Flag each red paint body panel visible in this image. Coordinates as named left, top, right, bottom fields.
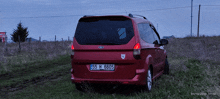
left=71, top=15, right=167, bottom=85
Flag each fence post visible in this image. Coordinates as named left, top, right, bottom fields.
left=4, top=32, right=7, bottom=52
left=62, top=38, right=64, bottom=47
left=29, top=37, right=31, bottom=50
left=18, top=35, right=21, bottom=52
left=39, top=36, right=41, bottom=42
left=55, top=35, right=57, bottom=45
left=68, top=36, right=69, bottom=41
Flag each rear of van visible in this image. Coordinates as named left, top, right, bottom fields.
left=71, top=15, right=146, bottom=85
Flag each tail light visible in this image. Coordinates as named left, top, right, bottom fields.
left=133, top=43, right=141, bottom=59
left=71, top=44, right=74, bottom=50
left=71, top=44, right=74, bottom=59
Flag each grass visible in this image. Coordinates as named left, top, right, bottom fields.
left=0, top=54, right=71, bottom=98
left=5, top=58, right=219, bottom=99
left=1, top=37, right=220, bottom=98
left=0, top=55, right=70, bottom=87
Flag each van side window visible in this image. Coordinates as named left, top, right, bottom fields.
left=137, top=23, right=144, bottom=39
left=153, top=32, right=160, bottom=44
left=138, top=23, right=155, bottom=44
left=150, top=25, right=160, bottom=44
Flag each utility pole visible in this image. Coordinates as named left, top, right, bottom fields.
left=197, top=5, right=201, bottom=37
left=191, top=0, right=193, bottom=37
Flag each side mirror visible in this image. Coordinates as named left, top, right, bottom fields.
left=153, top=40, right=159, bottom=45
left=160, top=39, right=168, bottom=45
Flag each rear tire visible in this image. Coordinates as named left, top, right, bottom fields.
left=145, top=68, right=152, bottom=92
left=164, top=59, right=169, bottom=75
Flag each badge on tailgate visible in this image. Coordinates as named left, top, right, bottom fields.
left=121, top=54, right=125, bottom=59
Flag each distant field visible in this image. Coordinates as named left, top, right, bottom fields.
left=0, top=41, right=72, bottom=74
left=0, top=37, right=220, bottom=99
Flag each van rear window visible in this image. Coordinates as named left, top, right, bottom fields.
left=75, top=17, right=134, bottom=45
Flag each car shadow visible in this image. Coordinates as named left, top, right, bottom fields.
left=78, top=75, right=165, bottom=96
left=81, top=84, right=146, bottom=96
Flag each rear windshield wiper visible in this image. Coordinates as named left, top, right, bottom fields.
left=99, top=43, right=121, bottom=45
left=84, top=42, right=121, bottom=45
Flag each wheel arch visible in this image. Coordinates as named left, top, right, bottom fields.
left=145, top=55, right=153, bottom=74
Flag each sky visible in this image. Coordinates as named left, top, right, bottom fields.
left=0, top=0, right=220, bottom=41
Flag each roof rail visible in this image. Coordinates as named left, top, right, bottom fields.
left=128, top=13, right=147, bottom=20
left=128, top=13, right=134, bottom=17
left=83, top=15, right=95, bottom=17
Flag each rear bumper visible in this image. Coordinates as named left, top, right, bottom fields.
left=71, top=72, right=146, bottom=85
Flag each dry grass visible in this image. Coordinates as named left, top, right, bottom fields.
left=166, top=36, right=220, bottom=62
left=0, top=41, right=72, bottom=73
left=165, top=36, right=220, bottom=73
left=165, top=36, right=220, bottom=97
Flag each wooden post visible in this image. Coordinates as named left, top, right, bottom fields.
left=55, top=35, right=56, bottom=45
left=29, top=37, right=31, bottom=50
left=61, top=38, right=64, bottom=47
left=39, top=36, right=41, bottom=42
left=18, top=35, right=21, bottom=52
left=197, top=5, right=201, bottom=37
left=68, top=36, right=69, bottom=41
left=4, top=32, right=7, bottom=51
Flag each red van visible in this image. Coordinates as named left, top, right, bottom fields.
left=71, top=14, right=169, bottom=92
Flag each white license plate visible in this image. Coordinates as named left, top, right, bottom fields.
left=90, top=64, right=115, bottom=71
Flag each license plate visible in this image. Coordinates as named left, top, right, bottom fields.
left=90, top=64, right=115, bottom=71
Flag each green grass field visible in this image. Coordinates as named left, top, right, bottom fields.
left=0, top=37, right=220, bottom=99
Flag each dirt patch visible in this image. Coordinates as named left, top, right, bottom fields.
left=0, top=70, right=69, bottom=98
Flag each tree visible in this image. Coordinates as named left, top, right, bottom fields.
left=11, top=22, right=29, bottom=42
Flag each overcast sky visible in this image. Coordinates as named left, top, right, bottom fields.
left=0, top=0, right=220, bottom=41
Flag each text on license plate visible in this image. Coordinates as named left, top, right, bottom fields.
left=90, top=64, right=115, bottom=71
